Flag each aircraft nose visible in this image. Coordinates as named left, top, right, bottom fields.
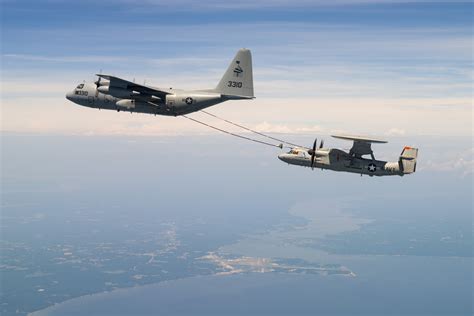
left=65, top=91, right=73, bottom=101
left=278, top=154, right=289, bottom=163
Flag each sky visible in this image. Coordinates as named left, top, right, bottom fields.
left=0, top=0, right=472, bottom=138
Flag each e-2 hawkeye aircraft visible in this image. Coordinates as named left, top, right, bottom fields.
left=278, top=135, right=418, bottom=177
left=65, top=49, right=254, bottom=116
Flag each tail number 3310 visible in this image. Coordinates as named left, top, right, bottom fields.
left=227, top=81, right=242, bottom=88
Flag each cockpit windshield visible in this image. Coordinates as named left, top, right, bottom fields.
left=288, top=148, right=307, bottom=157
left=76, top=84, right=84, bottom=90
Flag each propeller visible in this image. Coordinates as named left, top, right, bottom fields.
left=307, top=138, right=325, bottom=170
left=94, top=70, right=103, bottom=97
left=306, top=138, right=317, bottom=170
left=94, top=69, right=103, bottom=87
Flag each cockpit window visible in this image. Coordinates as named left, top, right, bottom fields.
left=288, top=149, right=307, bottom=157
left=76, top=84, right=84, bottom=89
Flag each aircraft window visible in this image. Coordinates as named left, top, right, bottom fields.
left=76, top=84, right=84, bottom=89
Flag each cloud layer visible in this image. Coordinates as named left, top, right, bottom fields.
left=1, top=1, right=472, bottom=138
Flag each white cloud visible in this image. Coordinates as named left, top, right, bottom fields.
left=251, top=121, right=323, bottom=135
left=1, top=92, right=471, bottom=137
left=420, top=148, right=474, bottom=177
left=254, top=121, right=294, bottom=134
left=385, top=128, right=406, bottom=136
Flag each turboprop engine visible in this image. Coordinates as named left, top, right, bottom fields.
left=116, top=99, right=141, bottom=109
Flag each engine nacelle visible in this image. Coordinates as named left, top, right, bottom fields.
left=97, top=86, right=109, bottom=94
left=116, top=99, right=135, bottom=109
left=115, top=99, right=151, bottom=110
left=97, top=80, right=109, bottom=87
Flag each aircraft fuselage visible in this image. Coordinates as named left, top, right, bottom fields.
left=66, top=83, right=228, bottom=116
left=278, top=148, right=403, bottom=177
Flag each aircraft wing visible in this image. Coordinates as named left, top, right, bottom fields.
left=331, top=134, right=387, bottom=157
left=97, top=74, right=171, bottom=100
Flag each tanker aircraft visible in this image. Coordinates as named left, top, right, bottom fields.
left=65, top=49, right=254, bottom=116
left=278, top=135, right=418, bottom=177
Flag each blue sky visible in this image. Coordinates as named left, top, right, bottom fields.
left=3, top=1, right=471, bottom=61
left=1, top=0, right=472, bottom=138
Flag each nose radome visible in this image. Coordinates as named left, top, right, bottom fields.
left=65, top=91, right=73, bottom=101
left=278, top=154, right=288, bottom=162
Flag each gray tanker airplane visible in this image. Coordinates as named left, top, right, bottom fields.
left=66, top=49, right=254, bottom=116
left=278, top=135, right=418, bottom=177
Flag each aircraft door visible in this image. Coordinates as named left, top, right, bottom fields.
left=88, top=96, right=95, bottom=105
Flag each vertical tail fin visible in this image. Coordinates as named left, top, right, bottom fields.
left=399, top=146, right=418, bottom=174
left=214, top=48, right=254, bottom=98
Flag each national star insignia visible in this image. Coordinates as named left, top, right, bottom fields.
left=368, top=163, right=377, bottom=172
left=185, top=97, right=193, bottom=105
